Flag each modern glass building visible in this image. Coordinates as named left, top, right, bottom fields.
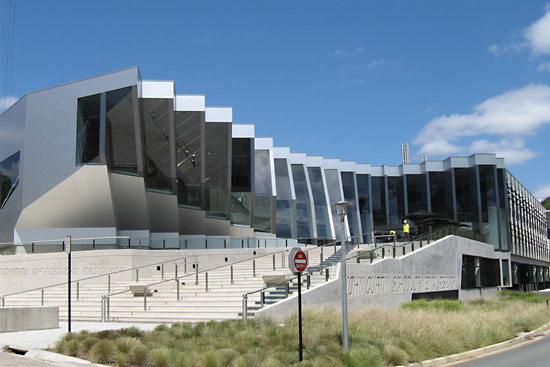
left=0, top=67, right=548, bottom=290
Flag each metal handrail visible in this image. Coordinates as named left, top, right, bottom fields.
left=0, top=254, right=198, bottom=299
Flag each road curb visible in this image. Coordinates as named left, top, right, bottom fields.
left=400, top=322, right=550, bottom=367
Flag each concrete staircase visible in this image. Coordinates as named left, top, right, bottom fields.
left=2, top=246, right=341, bottom=323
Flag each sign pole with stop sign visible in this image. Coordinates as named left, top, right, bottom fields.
left=289, top=248, right=308, bottom=362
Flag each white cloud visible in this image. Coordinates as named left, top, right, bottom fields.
left=534, top=183, right=550, bottom=201
left=0, top=96, right=18, bottom=113
left=367, top=58, right=387, bottom=68
left=524, top=9, right=550, bottom=55
left=331, top=47, right=366, bottom=57
left=414, top=84, right=550, bottom=164
left=488, top=7, right=550, bottom=56
left=538, top=62, right=550, bottom=71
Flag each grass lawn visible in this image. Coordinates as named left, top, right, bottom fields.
left=53, top=290, right=550, bottom=367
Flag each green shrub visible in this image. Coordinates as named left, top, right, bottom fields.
left=116, top=337, right=139, bottom=354
left=345, top=345, right=382, bottom=367
left=66, top=340, right=80, bottom=357
left=117, top=352, right=128, bottom=367
left=500, top=290, right=545, bottom=303
left=81, top=337, right=99, bottom=353
left=151, top=347, right=171, bottom=367
left=401, top=299, right=465, bottom=312
left=90, top=340, right=114, bottom=364
left=54, top=339, right=66, bottom=354
left=130, top=344, right=149, bottom=366
left=383, top=345, right=409, bottom=366
left=199, top=349, right=221, bottom=367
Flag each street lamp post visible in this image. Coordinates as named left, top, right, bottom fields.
left=331, top=201, right=352, bottom=351
left=66, top=235, right=72, bottom=333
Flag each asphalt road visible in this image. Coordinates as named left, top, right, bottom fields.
left=455, top=334, right=550, bottom=367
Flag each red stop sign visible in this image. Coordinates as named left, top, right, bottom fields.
left=293, top=250, right=308, bottom=273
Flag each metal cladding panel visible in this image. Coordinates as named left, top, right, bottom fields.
left=289, top=153, right=307, bottom=164
left=109, top=173, right=150, bottom=230
left=22, top=67, right=140, bottom=209
left=146, top=191, right=179, bottom=233
left=423, top=161, right=445, bottom=172
left=402, top=164, right=422, bottom=175
left=447, top=157, right=469, bottom=168
left=205, top=107, right=232, bottom=122
left=469, top=153, right=497, bottom=166
left=254, top=137, right=273, bottom=150
left=496, top=158, right=506, bottom=169
left=323, top=159, right=342, bottom=169
left=0, top=96, right=26, bottom=161
left=232, top=124, right=255, bottom=138
left=355, top=163, right=371, bottom=174
left=306, top=156, right=324, bottom=167
left=175, top=95, right=205, bottom=111
left=339, top=161, right=356, bottom=172
left=370, top=166, right=384, bottom=176
left=141, top=80, right=175, bottom=99
left=273, top=147, right=291, bottom=158
left=384, top=166, right=401, bottom=176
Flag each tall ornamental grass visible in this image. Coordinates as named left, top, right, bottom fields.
left=53, top=291, right=550, bottom=367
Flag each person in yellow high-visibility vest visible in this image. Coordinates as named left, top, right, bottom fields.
left=403, top=220, right=410, bottom=240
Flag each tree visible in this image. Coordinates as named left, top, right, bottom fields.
left=542, top=197, right=550, bottom=210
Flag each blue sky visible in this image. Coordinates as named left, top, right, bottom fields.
left=1, top=0, right=549, bottom=199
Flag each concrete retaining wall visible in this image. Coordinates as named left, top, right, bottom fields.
left=0, top=307, right=58, bottom=332
left=0, top=248, right=281, bottom=295
left=257, top=236, right=509, bottom=321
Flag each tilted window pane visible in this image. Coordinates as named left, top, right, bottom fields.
left=254, top=150, right=272, bottom=196
left=478, top=165, right=499, bottom=248
left=231, top=138, right=252, bottom=192
left=341, top=172, right=360, bottom=240
left=274, top=159, right=292, bottom=200
left=205, top=122, right=230, bottom=219
left=254, top=195, right=273, bottom=233
left=0, top=151, right=20, bottom=208
left=291, top=164, right=313, bottom=239
left=276, top=199, right=294, bottom=238
left=105, top=86, right=137, bottom=174
left=140, top=98, right=173, bottom=192
left=76, top=94, right=101, bottom=164
left=325, top=169, right=342, bottom=238
left=429, top=171, right=454, bottom=219
left=230, top=192, right=251, bottom=226
left=357, top=174, right=372, bottom=243
left=175, top=111, right=202, bottom=208
left=308, top=167, right=332, bottom=239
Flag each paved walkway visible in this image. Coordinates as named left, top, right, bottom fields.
left=0, top=321, right=163, bottom=350
left=0, top=352, right=60, bottom=367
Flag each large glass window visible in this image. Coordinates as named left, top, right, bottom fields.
left=430, top=171, right=454, bottom=219
left=325, top=169, right=343, bottom=239
left=254, top=150, right=273, bottom=233
left=231, top=138, right=252, bottom=226
left=357, top=174, right=373, bottom=243
left=205, top=122, right=230, bottom=219
left=497, top=169, right=510, bottom=251
left=292, top=164, right=313, bottom=239
left=387, top=176, right=405, bottom=225
left=455, top=168, right=473, bottom=223
left=478, top=165, right=499, bottom=248
left=105, top=87, right=137, bottom=174
left=0, top=151, right=20, bottom=208
left=175, top=111, right=202, bottom=208
left=308, top=167, right=332, bottom=239
left=341, top=172, right=360, bottom=241
left=406, top=174, right=427, bottom=214
left=140, top=99, right=173, bottom=192
left=371, top=176, right=387, bottom=227
left=275, top=159, right=294, bottom=238
left=76, top=93, right=101, bottom=164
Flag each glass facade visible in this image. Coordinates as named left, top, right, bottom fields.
left=275, top=159, right=294, bottom=238
left=429, top=171, right=454, bottom=219
left=76, top=93, right=101, bottom=165
left=357, top=174, right=372, bottom=243
left=406, top=174, right=427, bottom=214
left=371, top=176, right=387, bottom=227
left=325, top=169, right=343, bottom=239
left=478, top=165, right=499, bottom=248
left=291, top=164, right=313, bottom=239
left=254, top=150, right=273, bottom=233
left=105, top=87, right=138, bottom=174
left=204, top=122, right=230, bottom=219
left=175, top=111, right=202, bottom=208
left=307, top=167, right=332, bottom=239
left=140, top=98, right=173, bottom=192
left=231, top=138, right=252, bottom=226
left=387, top=176, right=405, bottom=225
left=0, top=151, right=20, bottom=208
left=341, top=172, right=360, bottom=241
left=455, top=168, right=474, bottom=225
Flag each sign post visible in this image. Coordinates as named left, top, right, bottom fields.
left=289, top=248, right=308, bottom=362
left=66, top=235, right=71, bottom=333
